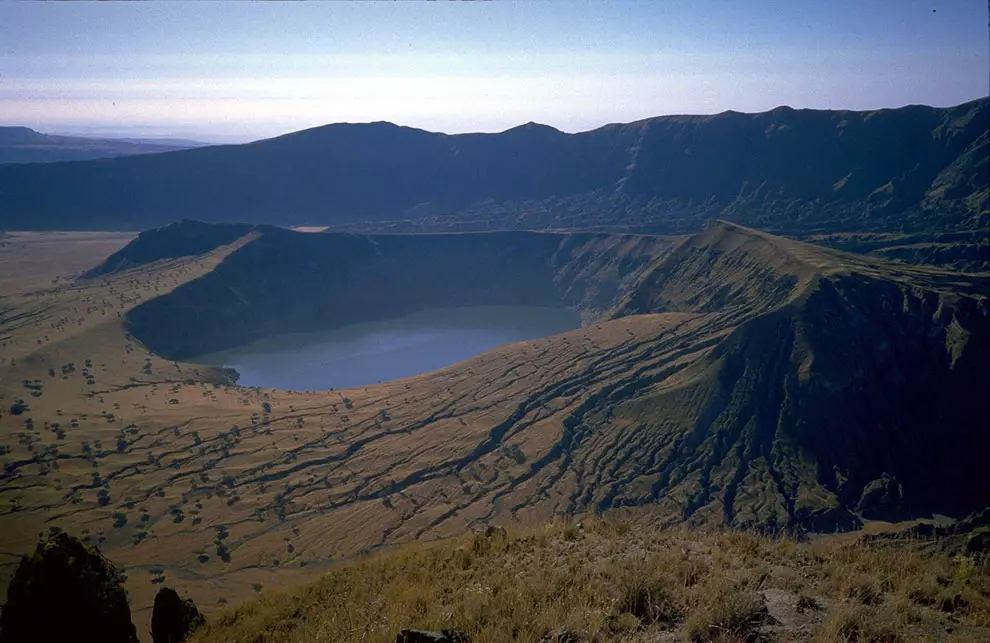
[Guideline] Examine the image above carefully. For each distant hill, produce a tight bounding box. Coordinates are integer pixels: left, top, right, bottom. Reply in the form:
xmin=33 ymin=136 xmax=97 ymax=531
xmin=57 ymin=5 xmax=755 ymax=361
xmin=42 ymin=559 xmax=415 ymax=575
xmin=0 ymin=99 xmax=985 ymax=238
xmin=0 ymin=127 xmax=204 ymax=165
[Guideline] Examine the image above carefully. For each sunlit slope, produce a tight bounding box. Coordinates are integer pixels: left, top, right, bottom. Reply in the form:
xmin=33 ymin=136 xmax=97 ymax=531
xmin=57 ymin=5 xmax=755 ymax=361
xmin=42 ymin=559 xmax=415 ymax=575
xmin=0 ymin=226 xmax=679 ymax=627
xmin=0 ymin=221 xmax=987 ymax=631
xmin=187 ymin=519 xmax=990 ymax=643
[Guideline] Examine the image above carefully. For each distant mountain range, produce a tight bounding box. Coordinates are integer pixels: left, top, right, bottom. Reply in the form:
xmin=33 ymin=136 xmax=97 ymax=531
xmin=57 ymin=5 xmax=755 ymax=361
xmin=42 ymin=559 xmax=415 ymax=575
xmin=0 ymin=98 xmax=986 ymax=237
xmin=0 ymin=127 xmax=204 ymax=165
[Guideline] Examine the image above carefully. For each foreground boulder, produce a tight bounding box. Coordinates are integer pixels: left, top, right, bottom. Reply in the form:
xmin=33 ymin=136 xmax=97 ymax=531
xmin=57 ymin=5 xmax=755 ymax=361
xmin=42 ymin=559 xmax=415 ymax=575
xmin=0 ymin=532 xmax=137 ymax=643
xmin=395 ymin=629 xmax=468 ymax=643
xmin=540 ymin=629 xmax=582 ymax=642
xmin=856 ymin=474 xmax=905 ymax=520
xmin=151 ymin=587 xmax=204 ymax=643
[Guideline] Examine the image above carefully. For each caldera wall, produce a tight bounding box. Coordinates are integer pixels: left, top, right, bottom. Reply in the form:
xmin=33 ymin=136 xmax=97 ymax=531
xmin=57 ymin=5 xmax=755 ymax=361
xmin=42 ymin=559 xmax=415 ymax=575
xmin=123 ymin=227 xmax=677 ymax=360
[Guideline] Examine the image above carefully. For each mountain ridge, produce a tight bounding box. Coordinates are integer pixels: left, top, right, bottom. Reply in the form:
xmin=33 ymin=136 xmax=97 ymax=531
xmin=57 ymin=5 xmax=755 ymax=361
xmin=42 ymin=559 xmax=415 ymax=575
xmin=0 ymin=126 xmax=203 ymax=165
xmin=0 ymin=98 xmax=985 ymax=238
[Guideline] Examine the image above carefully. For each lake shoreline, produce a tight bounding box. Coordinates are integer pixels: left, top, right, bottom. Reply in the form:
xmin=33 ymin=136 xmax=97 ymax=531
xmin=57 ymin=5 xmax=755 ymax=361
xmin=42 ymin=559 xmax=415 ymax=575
xmin=192 ymin=305 xmax=581 ymax=391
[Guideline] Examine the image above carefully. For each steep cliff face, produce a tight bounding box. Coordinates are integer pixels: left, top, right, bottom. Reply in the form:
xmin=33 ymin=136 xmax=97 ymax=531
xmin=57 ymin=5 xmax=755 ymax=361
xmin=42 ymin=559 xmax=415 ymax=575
xmin=582 ymin=223 xmax=990 ymax=529
xmin=120 ymin=226 xmax=678 ymax=359
xmin=594 ymin=271 xmax=990 ymax=530
xmin=782 ymin=274 xmax=990 ymax=520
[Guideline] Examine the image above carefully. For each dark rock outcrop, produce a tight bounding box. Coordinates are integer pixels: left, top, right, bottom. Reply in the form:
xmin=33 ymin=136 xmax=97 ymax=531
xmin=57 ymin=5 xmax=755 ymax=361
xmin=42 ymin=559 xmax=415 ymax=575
xmin=540 ymin=630 xmax=582 ymax=643
xmin=965 ymin=531 xmax=990 ymax=555
xmin=395 ymin=629 xmax=468 ymax=643
xmin=0 ymin=532 xmax=138 ymax=643
xmin=482 ymin=525 xmax=508 ymax=540
xmin=856 ymin=474 xmax=905 ymax=521
xmin=151 ymin=587 xmax=203 ymax=643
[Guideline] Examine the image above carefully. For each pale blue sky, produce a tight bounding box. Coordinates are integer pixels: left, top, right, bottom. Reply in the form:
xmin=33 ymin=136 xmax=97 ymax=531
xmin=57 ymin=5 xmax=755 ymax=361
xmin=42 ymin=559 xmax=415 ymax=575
xmin=1 ymin=1 xmax=987 ymax=142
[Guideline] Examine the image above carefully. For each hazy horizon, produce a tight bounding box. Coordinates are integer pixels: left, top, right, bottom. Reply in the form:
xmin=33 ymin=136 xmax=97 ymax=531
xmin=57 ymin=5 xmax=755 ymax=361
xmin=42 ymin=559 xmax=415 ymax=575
xmin=3 ymin=1 xmax=988 ymax=143
xmin=27 ymin=93 xmax=988 ymax=146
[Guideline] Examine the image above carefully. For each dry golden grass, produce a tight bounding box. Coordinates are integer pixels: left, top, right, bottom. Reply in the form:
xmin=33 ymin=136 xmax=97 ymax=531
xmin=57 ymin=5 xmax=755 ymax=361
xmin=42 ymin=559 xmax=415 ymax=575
xmin=3 ymin=226 xmax=988 ymax=642
xmin=0 ymin=230 xmax=691 ymax=635
xmin=0 ymin=231 xmax=135 ymax=295
xmin=190 ymin=517 xmax=990 ymax=643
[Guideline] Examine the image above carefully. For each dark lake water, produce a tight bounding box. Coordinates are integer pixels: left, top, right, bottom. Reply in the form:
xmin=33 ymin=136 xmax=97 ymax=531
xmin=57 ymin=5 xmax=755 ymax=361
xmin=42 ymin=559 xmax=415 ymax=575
xmin=194 ymin=306 xmax=580 ymax=391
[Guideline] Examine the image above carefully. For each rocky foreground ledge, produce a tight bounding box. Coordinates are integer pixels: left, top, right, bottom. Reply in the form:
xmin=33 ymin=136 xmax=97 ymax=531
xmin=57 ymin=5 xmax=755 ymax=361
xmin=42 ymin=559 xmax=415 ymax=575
xmin=3 ymin=513 xmax=987 ymax=643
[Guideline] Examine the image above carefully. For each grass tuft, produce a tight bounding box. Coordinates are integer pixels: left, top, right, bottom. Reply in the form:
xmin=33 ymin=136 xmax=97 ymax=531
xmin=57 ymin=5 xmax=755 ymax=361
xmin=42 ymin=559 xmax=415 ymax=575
xmin=190 ymin=517 xmax=990 ymax=643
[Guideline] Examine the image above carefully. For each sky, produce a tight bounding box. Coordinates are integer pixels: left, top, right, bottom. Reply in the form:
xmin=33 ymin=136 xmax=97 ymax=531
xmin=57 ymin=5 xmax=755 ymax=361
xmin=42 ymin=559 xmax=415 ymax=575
xmin=1 ymin=1 xmax=987 ymax=143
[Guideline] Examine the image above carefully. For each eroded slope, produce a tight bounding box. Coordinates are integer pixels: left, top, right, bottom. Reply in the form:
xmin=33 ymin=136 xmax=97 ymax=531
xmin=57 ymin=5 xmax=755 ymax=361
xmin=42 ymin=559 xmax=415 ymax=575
xmin=0 ymin=221 xmax=987 ymax=631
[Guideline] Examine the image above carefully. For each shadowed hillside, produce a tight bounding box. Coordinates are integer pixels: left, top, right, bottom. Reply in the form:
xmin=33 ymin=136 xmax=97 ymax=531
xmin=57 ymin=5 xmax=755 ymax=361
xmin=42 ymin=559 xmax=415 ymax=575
xmin=1 ymin=221 xmax=987 ymax=631
xmin=116 ymin=226 xmax=679 ymax=359
xmin=804 ymin=229 xmax=990 ymax=273
xmin=0 ymin=99 xmax=985 ymax=239
xmin=85 ymin=221 xmax=255 ymax=277
xmin=108 ymin=221 xmax=990 ymax=532
xmin=608 ymin=223 xmax=990 ymax=527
